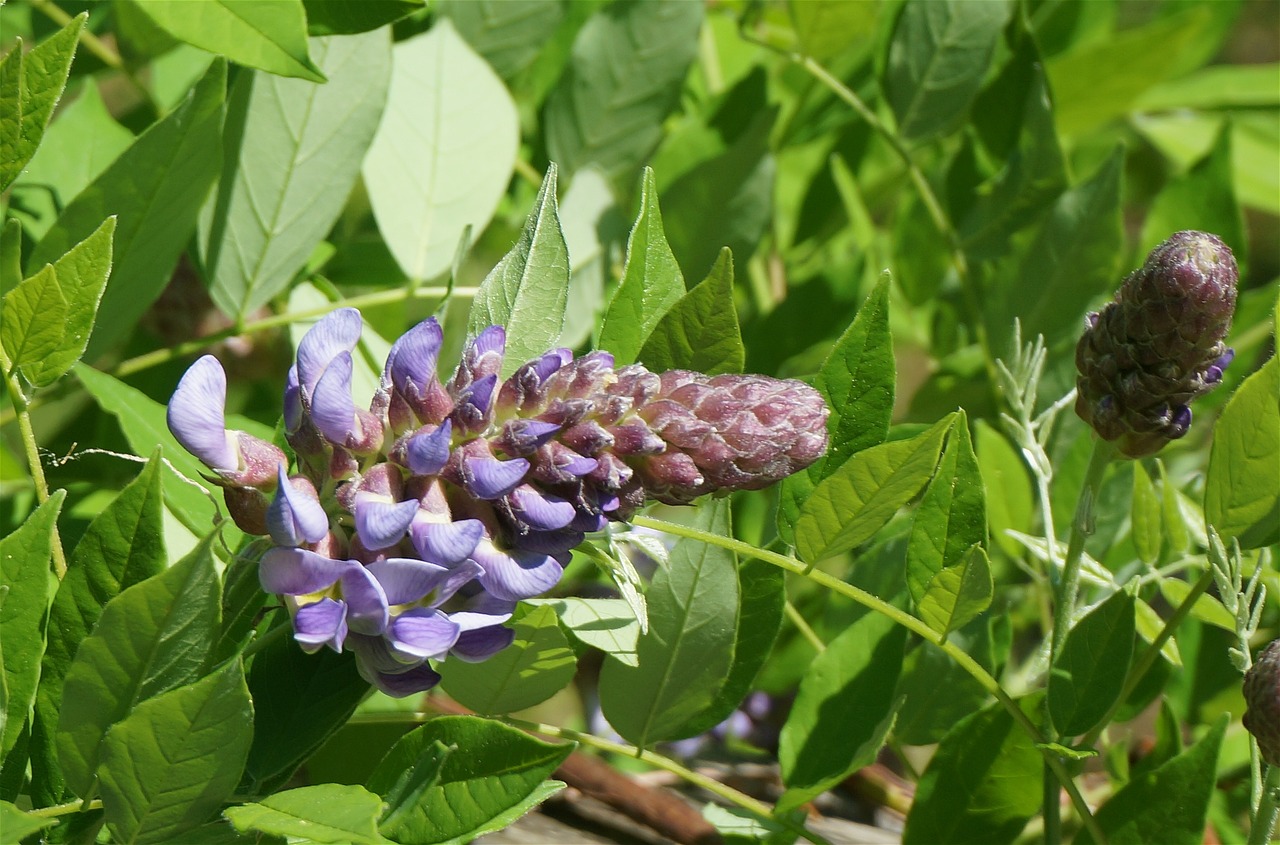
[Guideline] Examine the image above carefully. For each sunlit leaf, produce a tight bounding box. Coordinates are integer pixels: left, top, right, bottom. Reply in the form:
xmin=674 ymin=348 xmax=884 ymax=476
xmin=441 ymin=605 xmax=578 ymax=715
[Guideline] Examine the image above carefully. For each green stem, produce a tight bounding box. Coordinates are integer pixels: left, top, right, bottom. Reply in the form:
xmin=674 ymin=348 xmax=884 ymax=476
xmin=25 ymin=798 xmax=103 ymax=818
xmin=501 ymin=716 xmax=828 ymax=845
xmin=1249 ymin=765 xmax=1280 ymax=845
xmin=1050 ymin=439 xmax=1116 ymax=663
xmin=2 ymin=348 xmax=69 ymax=578
xmin=30 ymin=0 xmax=159 ymax=114
xmin=631 ymin=514 xmax=1107 ymax=844
xmin=784 ymin=600 xmax=826 ymax=653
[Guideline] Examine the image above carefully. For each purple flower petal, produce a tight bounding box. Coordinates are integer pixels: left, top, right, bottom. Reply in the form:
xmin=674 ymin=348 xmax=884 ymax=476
xmin=348 ymin=632 xmax=416 ymax=674
xmin=507 ymin=484 xmax=577 ymax=531
xmin=268 ymin=465 xmax=329 ymax=547
xmin=260 ymin=547 xmax=352 ymax=595
xmin=362 ymin=661 xmax=443 ymax=698
xmin=354 ymin=493 xmax=419 ymax=550
xmin=167 ymin=355 xmax=237 ymax=471
xmin=428 ymin=559 xmax=484 ymax=607
xmin=463 ymin=373 xmax=497 ymax=416
xmin=471 ymin=325 xmax=506 ymax=359
xmin=365 ymin=557 xmax=449 ymax=605
xmin=532 ymin=349 xmax=572 ymax=382
xmin=341 ymin=565 xmax=390 ymax=635
xmin=405 ymin=421 xmax=452 ymax=476
xmin=297 ymin=307 xmax=362 ymax=394
xmin=389 ymin=607 xmax=460 ymax=660
xmin=410 ymin=517 xmax=485 ymax=565
xmin=517 ymin=530 xmax=585 ymax=556
xmin=386 ymin=317 xmax=443 ymax=394
xmin=463 ymin=455 xmax=530 ymax=499
xmin=283 ymin=365 xmax=302 ymax=432
xmin=450 ymin=619 xmax=515 ymax=662
xmin=311 ymin=351 xmax=357 ymax=444
xmin=501 ymin=419 xmax=561 ymax=455
xmin=293 ymin=598 xmax=348 ymax=653
xmin=471 ymin=539 xmax=563 ymax=601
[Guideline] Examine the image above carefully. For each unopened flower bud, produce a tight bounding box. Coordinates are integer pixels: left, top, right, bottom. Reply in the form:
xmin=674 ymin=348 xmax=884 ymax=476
xmin=1244 ymin=639 xmax=1280 ymax=767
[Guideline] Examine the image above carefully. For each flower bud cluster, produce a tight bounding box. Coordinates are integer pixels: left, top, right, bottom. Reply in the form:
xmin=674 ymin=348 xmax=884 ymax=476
xmin=1075 ymin=231 xmax=1238 ymax=458
xmin=167 ymin=309 xmax=828 ymax=696
xmin=1244 ymin=639 xmax=1280 ymax=767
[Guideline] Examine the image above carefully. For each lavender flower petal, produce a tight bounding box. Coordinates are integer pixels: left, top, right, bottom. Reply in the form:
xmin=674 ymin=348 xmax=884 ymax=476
xmin=363 ymin=661 xmax=443 ymax=698
xmin=268 ymin=465 xmax=329 ymax=547
xmin=410 ymin=517 xmax=485 ymax=565
xmin=293 ymin=598 xmax=348 ymax=653
xmin=507 ymin=484 xmax=577 ymax=531
xmin=450 ymin=618 xmax=516 ymax=662
xmin=405 ymin=421 xmax=452 ymax=476
xmin=283 ymin=364 xmax=302 ymax=432
xmin=340 ymin=565 xmax=390 ymax=635
xmin=167 ymin=355 xmax=237 ymax=472
xmin=260 ymin=547 xmax=352 ymax=595
xmin=354 ymin=493 xmax=419 ymax=550
xmin=365 ymin=557 xmax=450 ymax=606
xmin=429 ymin=559 xmax=485 ymax=607
xmin=297 ymin=307 xmax=362 ymax=393
xmin=389 ymin=607 xmax=461 ymax=660
xmin=463 ymin=455 xmax=530 ymax=499
xmin=385 ymin=317 xmax=443 ymax=394
xmin=470 ymin=539 xmax=564 ymax=601
xmin=311 ymin=351 xmax=357 ymax=444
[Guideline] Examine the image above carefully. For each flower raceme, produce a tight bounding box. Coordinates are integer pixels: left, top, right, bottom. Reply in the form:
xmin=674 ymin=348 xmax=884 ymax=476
xmin=167 ymin=309 xmax=829 ymax=695
xmin=1075 ymin=231 xmax=1238 ymax=458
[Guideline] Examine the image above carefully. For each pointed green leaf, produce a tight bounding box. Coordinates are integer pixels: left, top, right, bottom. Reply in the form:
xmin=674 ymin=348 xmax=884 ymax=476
xmin=467 ymin=165 xmax=570 ymax=376
xmin=530 ymin=598 xmax=639 ymax=665
xmin=908 ymin=416 xmax=990 ymax=636
xmin=202 ymin=32 xmax=390 ymax=320
xmin=789 ymin=0 xmax=882 ymax=63
xmin=30 ymin=60 xmax=226 ymax=358
xmin=598 ymin=167 xmax=685 ymax=365
xmin=1156 ymin=460 xmax=1190 ymax=557
xmin=224 ymin=784 xmax=387 ymax=844
xmin=56 ymin=537 xmax=220 ymax=797
xmin=883 ymin=0 xmax=1009 ymax=144
xmin=0 ymin=801 xmax=56 ymax=841
xmin=0 ymin=13 xmax=85 ymax=191
xmin=1048 ymin=587 xmax=1136 ymax=737
xmin=1 ymin=264 xmax=68 ymax=375
xmin=303 ymin=0 xmax=424 ymax=36
xmin=778 ymin=277 xmax=895 ymax=542
xmin=99 ymin=659 xmax=253 ymax=845
xmin=544 ymin=0 xmax=703 ymax=185
xmin=637 ymin=247 xmax=744 ymax=376
xmin=904 ymin=697 xmax=1043 ymax=845
xmin=128 ymin=0 xmax=324 ymax=81
xmin=32 ymin=454 xmax=166 ymax=799
xmin=3 ymin=217 xmax=115 ymax=387
xmin=366 ymin=716 xmax=573 ymax=844
xmin=777 ymin=611 xmax=907 ymax=813
xmin=795 ymin=415 xmax=955 ymax=564
xmin=1076 ymin=716 xmax=1227 ymax=845
xmin=599 ymin=500 xmax=739 ymax=747
xmin=441 ymin=605 xmax=578 ymax=715
xmin=1205 ymin=355 xmax=1280 ymax=548
xmin=974 ymin=420 xmax=1033 ymax=559
xmin=364 ymin=19 xmax=519 ymax=284
xmin=438 ymin=0 xmax=565 ymax=80
xmin=1131 ymin=461 xmax=1162 ymax=564
xmin=0 ymin=492 xmax=64 ymax=757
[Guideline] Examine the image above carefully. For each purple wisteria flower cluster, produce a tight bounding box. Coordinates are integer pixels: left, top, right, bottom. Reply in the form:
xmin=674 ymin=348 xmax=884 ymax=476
xmin=167 ymin=309 xmax=829 ymax=696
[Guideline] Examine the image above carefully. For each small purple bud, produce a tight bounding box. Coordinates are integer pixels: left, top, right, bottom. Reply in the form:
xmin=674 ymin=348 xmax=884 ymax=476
xmin=497 ymin=419 xmax=561 ymax=456
xmin=384 ymin=317 xmax=443 ymax=396
xmin=283 ymin=365 xmax=302 ymax=432
xmin=403 ymin=421 xmax=453 ymax=476
xmin=267 ymin=465 xmax=329 ymax=547
xmin=462 ymin=453 xmax=530 ymax=500
xmin=311 ymin=351 xmax=358 ymax=445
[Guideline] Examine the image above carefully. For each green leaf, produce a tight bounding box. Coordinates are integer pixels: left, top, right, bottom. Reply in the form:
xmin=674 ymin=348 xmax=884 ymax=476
xmin=439 ymin=0 xmax=565 ymax=80
xmin=128 ymin=0 xmax=324 ymax=81
xmin=242 ymin=634 xmax=369 ymax=794
xmin=989 ymin=146 xmax=1123 ymax=349
xmin=74 ymin=364 xmax=260 ymax=545
xmin=2 ymin=217 xmax=115 ymax=387
xmin=0 ymin=492 xmax=64 ymax=757
xmin=795 ymin=415 xmax=954 ymax=564
xmin=529 ymin=598 xmax=639 ymax=665
xmin=1047 ymin=5 xmax=1217 ymax=138
xmin=441 ymin=604 xmax=578 ymax=715
xmin=636 ymin=248 xmax=744 ymax=376
xmin=224 ymin=784 xmax=388 ymax=844
xmin=99 ymin=659 xmax=253 ymax=845
xmin=9 ymin=83 xmax=133 ymax=242
xmin=779 ymin=276 xmax=895 ymax=544
xmin=598 ymin=167 xmax=685 ymax=365
xmin=894 ymin=634 xmax=990 ymax=745
xmin=974 ymin=420 xmax=1033 ymax=559
xmin=56 ymin=536 xmax=220 ymax=798
xmin=903 ymin=697 xmax=1043 ymax=845
xmin=1158 ymin=578 xmax=1235 ymax=632
xmin=1134 ymin=598 xmax=1181 ymax=667
xmin=777 ymin=611 xmax=906 ymax=813
xmin=32 ymin=454 xmax=166 ymax=800
xmin=599 ymin=500 xmax=739 ymax=747
xmin=907 ymin=415 xmax=990 ymax=636
xmin=1138 ymin=63 xmax=1280 ymax=111
xmin=202 ymin=32 xmax=390 ymax=320
xmin=1 ymin=264 xmax=67 ymax=377
xmin=677 ymin=557 xmax=784 ymax=737
xmin=1134 ymin=112 xmax=1279 ymax=216
xmin=1205 ymin=353 xmax=1280 ymax=549
xmin=0 ymin=13 xmax=85 ymax=192
xmin=303 ymin=0 xmax=424 ymax=36
xmin=1140 ymin=123 xmax=1246 ymax=275
xmin=1 ymin=219 xmax=21 ymax=296
xmin=1077 ymin=716 xmax=1227 ymax=845
xmin=1156 ymin=461 xmax=1190 ymax=557
xmin=789 ymin=0 xmax=882 ymax=63
xmin=364 ymin=19 xmax=519 ymax=283
xmin=466 ymin=165 xmax=570 ymax=376
xmin=883 ymin=0 xmax=1010 ymax=144
xmin=1131 ymin=461 xmax=1162 ymax=565
xmin=30 ymin=60 xmax=226 ymax=358
xmin=1048 ymin=587 xmax=1136 ymax=737
xmin=544 ymin=0 xmax=703 ymax=186
xmin=366 ymin=715 xmax=573 ymax=845
xmin=0 ymin=801 xmax=56 ymax=841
